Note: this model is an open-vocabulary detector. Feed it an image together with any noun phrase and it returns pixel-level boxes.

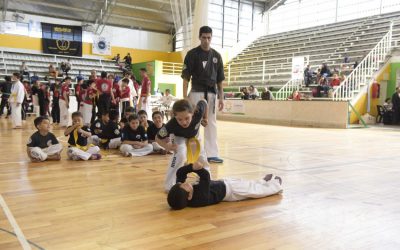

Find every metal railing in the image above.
[275,78,303,100]
[332,22,393,101]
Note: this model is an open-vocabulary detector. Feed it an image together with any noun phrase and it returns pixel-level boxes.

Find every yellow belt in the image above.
[73,127,94,151]
[186,137,200,164]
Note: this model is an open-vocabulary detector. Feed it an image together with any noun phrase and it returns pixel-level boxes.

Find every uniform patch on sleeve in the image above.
[114,129,120,135]
[95,122,101,128]
[213,57,218,63]
[158,127,168,138]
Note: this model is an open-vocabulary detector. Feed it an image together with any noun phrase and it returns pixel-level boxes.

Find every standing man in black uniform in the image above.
[181,26,225,163]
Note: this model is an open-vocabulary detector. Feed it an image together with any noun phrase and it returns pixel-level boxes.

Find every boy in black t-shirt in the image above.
[95,110,121,149]
[155,99,209,191]
[90,111,109,146]
[147,111,167,154]
[64,112,101,161]
[120,114,153,157]
[119,106,135,130]
[167,161,283,210]
[27,116,63,162]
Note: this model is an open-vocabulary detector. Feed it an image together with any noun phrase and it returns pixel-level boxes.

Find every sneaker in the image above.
[207,157,224,163]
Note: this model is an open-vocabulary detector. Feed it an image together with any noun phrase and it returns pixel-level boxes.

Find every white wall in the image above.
[2,13,172,52]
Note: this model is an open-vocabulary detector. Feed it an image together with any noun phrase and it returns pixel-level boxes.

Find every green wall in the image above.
[388,63,400,97]
[158,83,177,96]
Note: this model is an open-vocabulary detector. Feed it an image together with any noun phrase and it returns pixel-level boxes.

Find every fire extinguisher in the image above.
[371,80,380,99]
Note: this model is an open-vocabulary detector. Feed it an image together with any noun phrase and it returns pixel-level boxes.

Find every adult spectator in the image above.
[344,54,350,63]
[182,26,225,163]
[261,87,274,100]
[124,53,132,68]
[383,98,393,111]
[391,87,400,125]
[248,85,259,100]
[353,61,359,69]
[61,59,72,77]
[89,69,97,80]
[19,61,29,80]
[0,76,12,118]
[241,87,250,100]
[330,74,341,88]
[113,54,120,65]
[48,64,58,78]
[304,65,312,87]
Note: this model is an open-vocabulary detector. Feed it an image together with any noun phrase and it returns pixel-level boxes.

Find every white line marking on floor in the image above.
[0,194,32,250]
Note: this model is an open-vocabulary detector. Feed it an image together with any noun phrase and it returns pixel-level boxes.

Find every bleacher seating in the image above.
[0,50,123,84]
[226,12,400,90]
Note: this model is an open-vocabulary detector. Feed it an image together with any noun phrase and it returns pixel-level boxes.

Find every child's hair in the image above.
[101,111,110,117]
[140,68,147,72]
[109,110,119,121]
[152,111,163,119]
[125,106,135,114]
[101,71,107,78]
[64,76,71,81]
[34,116,49,129]
[122,78,129,84]
[138,110,148,116]
[128,114,139,122]
[199,26,212,36]
[167,184,189,210]
[72,111,83,119]
[172,99,194,114]
[4,76,11,82]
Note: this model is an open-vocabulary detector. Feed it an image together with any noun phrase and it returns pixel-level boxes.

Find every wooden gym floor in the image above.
[0,117,400,250]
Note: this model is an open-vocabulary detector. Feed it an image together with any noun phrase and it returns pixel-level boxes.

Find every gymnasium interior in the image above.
[1,0,400,249]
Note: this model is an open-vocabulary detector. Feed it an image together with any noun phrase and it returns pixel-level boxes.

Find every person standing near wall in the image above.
[181,26,225,163]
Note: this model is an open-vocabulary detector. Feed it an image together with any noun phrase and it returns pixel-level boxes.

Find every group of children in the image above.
[26,96,283,210]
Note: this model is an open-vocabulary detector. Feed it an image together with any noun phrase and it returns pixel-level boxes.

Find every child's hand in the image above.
[192,161,204,170]
[201,118,208,127]
[166,142,178,152]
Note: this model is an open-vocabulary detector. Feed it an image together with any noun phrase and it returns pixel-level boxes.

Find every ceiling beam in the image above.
[115,2,170,14]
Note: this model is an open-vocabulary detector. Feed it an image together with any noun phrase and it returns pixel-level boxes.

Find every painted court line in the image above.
[0,194,31,250]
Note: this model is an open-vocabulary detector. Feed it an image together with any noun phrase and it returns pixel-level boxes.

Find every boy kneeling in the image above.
[27,116,63,162]
[167,161,283,210]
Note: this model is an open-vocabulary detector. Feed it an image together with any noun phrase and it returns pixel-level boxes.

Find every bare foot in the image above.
[90,154,102,160]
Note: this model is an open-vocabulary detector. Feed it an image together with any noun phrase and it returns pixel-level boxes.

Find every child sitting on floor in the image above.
[167,161,283,210]
[96,110,121,149]
[147,111,167,154]
[119,106,135,129]
[27,116,63,162]
[64,111,101,161]
[138,110,154,132]
[120,114,153,157]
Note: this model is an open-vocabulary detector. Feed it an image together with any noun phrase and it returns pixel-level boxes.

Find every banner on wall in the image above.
[41,23,82,57]
[292,56,309,79]
[222,100,245,115]
[92,36,111,55]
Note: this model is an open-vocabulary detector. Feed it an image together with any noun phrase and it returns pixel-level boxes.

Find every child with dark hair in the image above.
[120,114,153,156]
[147,111,167,154]
[27,116,63,162]
[119,106,135,129]
[90,111,110,146]
[100,110,122,149]
[111,79,120,114]
[138,109,154,131]
[64,112,101,161]
[156,99,210,191]
[167,161,283,210]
